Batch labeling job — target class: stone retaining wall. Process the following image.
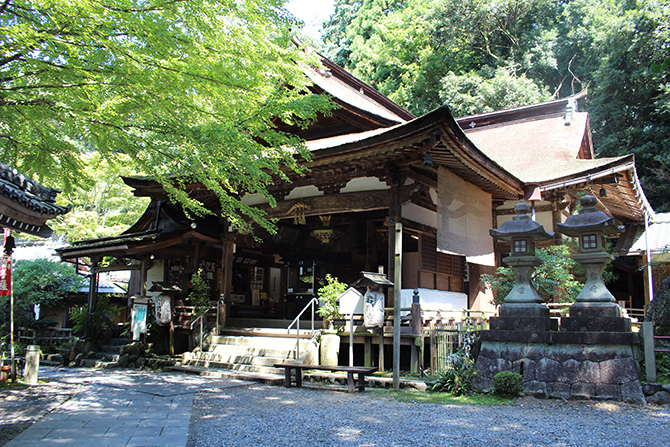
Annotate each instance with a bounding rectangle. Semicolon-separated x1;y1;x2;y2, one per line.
476;341;646;404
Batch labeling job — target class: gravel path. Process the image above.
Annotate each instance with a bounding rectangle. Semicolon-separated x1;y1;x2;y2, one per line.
187;383;670;447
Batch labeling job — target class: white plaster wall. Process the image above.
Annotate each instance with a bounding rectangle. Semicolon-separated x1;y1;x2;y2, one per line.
145;260;165;298
496;200;554;232
496;211;553;231
242;194;269;206
285;185;324;200
402;202;437;228
340;177;390;193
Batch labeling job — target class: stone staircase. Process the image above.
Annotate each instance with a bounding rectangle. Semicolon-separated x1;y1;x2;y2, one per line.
170;328;318;382
81;337;135;369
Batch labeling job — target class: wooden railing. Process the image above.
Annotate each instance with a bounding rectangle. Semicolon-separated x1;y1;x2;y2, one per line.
17;328;72;346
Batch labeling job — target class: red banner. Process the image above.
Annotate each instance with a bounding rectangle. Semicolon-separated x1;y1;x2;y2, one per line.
0;255;10;297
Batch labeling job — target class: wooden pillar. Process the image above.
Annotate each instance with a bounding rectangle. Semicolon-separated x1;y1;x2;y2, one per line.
387;183;400;308
410;292;422;374
220;224;235;328
87;257;100;313
378;330;384;371
364;335;372;367
392;221;402;390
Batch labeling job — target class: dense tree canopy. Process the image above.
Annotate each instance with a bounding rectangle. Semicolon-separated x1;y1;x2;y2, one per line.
51;153;150;242
0;259;85;332
319;0;670;212
1;0;334;233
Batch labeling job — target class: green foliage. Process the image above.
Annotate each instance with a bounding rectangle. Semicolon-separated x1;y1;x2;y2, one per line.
647;277;670;336
651;57;670;74
431;353;479;396
50;153;149;243
320;0;362;67
70;295;122;339
0;0;335;233
493;371;523;396
316;274;347;327
656;353;670;384
320;0;670;212
570;0;670;213
439;68;551;117
188;269;212;318
481;245;583;305
0;259;85;334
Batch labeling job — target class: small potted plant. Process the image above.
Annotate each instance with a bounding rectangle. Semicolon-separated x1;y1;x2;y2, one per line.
316;274;347;366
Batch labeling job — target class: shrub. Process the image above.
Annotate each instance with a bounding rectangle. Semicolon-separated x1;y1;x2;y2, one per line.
432;353;479;396
493;371;523;396
647;277;670;336
316;274;347;329
70;295;122;339
188;269;211;318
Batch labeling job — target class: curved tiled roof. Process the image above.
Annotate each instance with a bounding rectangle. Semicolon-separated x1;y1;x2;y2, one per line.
0;162;70;237
0;162;69;217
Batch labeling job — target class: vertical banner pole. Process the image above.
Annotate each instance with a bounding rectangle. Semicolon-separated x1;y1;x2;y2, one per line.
2;229;15;381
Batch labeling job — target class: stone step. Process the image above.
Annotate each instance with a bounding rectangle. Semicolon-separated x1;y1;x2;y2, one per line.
164;365;285;385
93;352;121;362
98;344;124;353
184;351;299;368
207;343;306;359
219;327;316;338
81;359;118;369
179;358;289;376
209;335;311;350
108;337;133;346
41;354;63;363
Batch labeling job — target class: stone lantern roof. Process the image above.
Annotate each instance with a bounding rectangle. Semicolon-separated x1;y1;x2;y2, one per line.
556;195;622;237
489;201;554;241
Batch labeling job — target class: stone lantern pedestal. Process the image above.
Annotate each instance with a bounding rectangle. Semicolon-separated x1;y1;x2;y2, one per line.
556;195;630;332
488;201;554;332
474;196;645;403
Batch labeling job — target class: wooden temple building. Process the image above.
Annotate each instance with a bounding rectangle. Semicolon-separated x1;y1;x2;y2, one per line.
55;52;654;357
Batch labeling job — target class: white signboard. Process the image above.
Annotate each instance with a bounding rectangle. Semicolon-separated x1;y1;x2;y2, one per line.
131;303;148;340
338;287;364;315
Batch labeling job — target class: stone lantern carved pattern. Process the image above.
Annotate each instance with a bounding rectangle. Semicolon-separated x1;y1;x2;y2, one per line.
556;194;630;332
488;200;554;331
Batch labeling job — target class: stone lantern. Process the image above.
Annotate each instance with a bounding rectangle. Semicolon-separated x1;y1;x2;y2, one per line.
489;200;554;331
556;194;629;331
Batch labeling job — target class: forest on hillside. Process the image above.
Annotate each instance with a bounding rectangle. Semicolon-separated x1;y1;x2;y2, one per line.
317;0;670;213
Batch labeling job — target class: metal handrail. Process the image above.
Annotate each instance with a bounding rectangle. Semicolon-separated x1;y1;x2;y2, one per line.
190;306;215;351
287;297;319;360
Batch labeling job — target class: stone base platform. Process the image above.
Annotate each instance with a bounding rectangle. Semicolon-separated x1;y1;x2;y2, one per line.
475;330;645;404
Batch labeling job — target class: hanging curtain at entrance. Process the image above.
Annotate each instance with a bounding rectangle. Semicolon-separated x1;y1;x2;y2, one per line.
436;167;495;266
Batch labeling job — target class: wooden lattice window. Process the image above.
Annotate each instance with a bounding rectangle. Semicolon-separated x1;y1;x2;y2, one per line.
437;252;452;275
421;235;437;272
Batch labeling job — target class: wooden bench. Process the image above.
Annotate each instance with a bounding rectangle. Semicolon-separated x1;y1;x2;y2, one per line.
274;364;378;393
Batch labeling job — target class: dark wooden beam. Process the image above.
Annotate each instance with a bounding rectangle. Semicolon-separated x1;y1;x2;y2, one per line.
256;189;391;220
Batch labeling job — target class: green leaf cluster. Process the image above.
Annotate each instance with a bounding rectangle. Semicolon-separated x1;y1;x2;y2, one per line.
70;295;122;339
49;152;149;242
647;277;670;336
480;244;583;306
493;370;523;396
316;273;347;327
188;269;212;318
431;353;479;396
1;0;335;233
0;259;85;334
